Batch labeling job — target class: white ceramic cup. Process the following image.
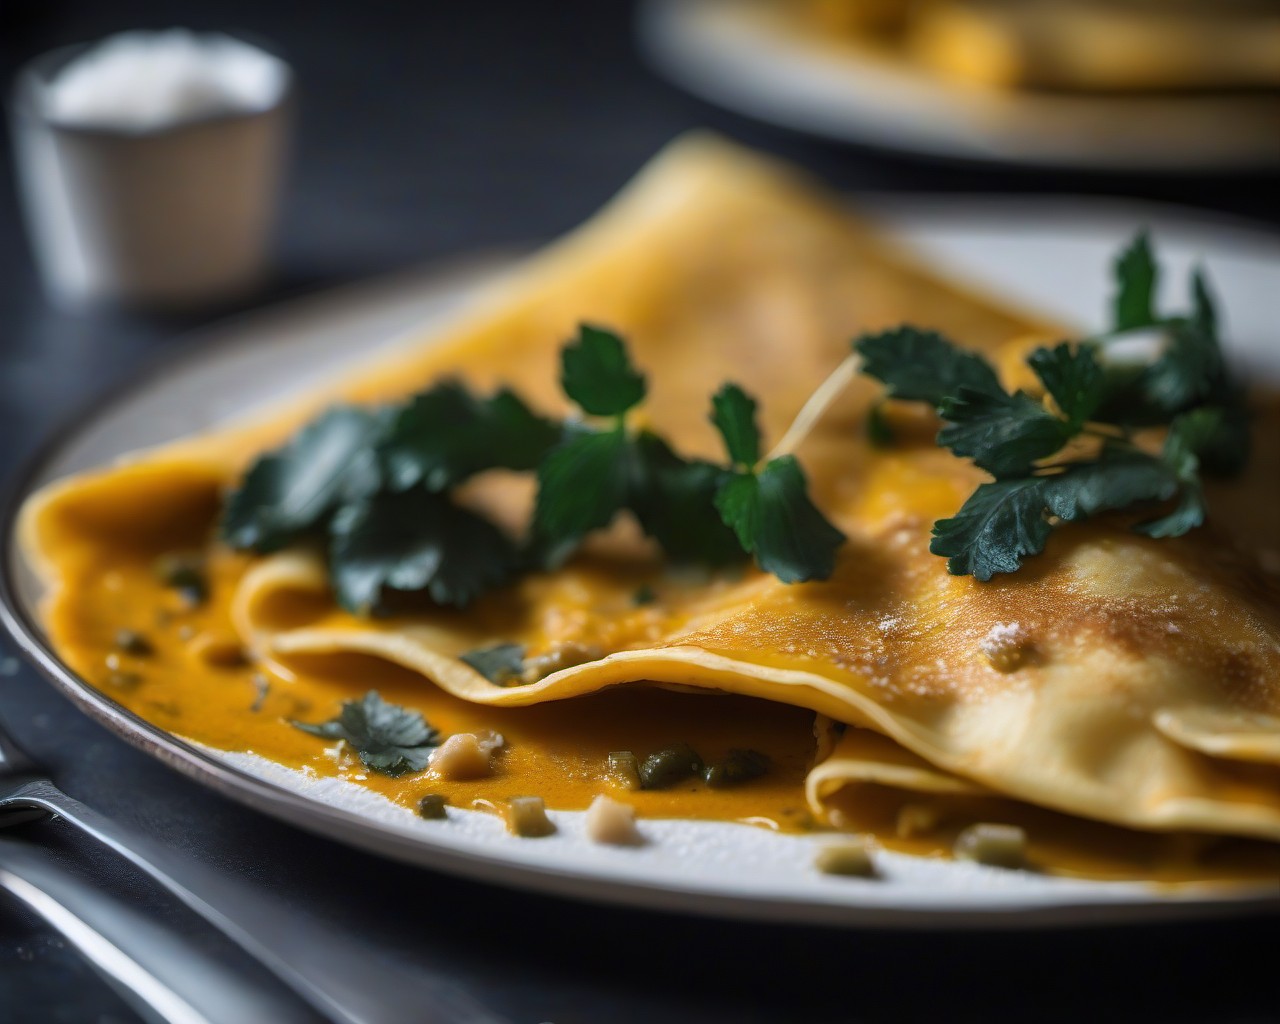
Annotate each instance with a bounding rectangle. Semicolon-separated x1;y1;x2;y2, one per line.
9;39;292;310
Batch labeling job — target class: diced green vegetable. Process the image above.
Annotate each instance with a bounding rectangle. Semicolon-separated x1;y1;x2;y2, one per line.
114;629;153;657
639;742;704;790
154;553;209;606
504;796;555;837
417;794;448;820
703;749;769;788
953;823;1028;869
606;751;642;792
814;838;877;878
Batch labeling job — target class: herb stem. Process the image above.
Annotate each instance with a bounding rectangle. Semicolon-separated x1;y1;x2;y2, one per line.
767;352;862;461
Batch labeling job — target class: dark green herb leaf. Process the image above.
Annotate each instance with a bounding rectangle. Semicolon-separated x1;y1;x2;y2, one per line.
855;326;1002;407
714;455;844;583
292;690;439;776
932;451;1180;579
866;402;896;448
531;428;631;565
628;432;744;566
1027;343;1104;429
460;642;526;685
1132;407;1227;539
1190;267;1217;340
560;324;646;417
1139;322;1224;414
329;489;519;613
937;387;1072;477
710;383;761;468
929;477;1053;581
222;407;383;552
1113;231;1157;332
380;382;560;491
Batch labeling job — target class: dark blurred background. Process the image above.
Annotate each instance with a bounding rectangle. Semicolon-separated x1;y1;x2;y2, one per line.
0;2;1276;1022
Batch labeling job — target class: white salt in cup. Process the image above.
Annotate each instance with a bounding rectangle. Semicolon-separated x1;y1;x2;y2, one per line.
9;31;292;310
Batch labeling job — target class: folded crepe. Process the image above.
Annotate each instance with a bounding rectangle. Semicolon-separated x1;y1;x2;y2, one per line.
22;134;1280;846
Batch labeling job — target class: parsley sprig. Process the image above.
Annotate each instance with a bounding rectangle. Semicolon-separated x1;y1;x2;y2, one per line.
855;233;1249;580
291;690;440;776
222;325;844;613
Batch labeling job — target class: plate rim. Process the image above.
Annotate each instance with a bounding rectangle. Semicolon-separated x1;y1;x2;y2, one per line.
638;0;1280;172
3;224;1279;932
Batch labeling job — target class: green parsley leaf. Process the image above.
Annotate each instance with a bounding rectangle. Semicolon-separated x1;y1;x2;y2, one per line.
937;387;1072;477
531;428;631;565
710;383;761;468
1190;266;1218;340
855;326;1002;407
628;432;745;566
221;407;383;552
460;642;526;685
866;402;896;448
329;489;519;613
931;451;1180;579
292;690;439;776
560;324;646;417
1113;231;1158;332
379;381;560;491
929;477;1052;581
1139;321;1224;414
715;455;844;583
1027;343;1104;429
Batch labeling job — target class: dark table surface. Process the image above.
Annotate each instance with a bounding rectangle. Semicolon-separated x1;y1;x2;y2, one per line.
1;3;1278;1022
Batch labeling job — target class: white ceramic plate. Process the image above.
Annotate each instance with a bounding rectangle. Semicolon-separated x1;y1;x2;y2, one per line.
4;199;1280;929
638;0;1280;171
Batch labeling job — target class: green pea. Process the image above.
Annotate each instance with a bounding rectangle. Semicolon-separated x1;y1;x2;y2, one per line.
639;742;704;790
703;749;769;788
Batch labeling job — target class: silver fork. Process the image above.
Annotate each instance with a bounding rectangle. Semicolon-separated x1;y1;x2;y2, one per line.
0;721;509;1024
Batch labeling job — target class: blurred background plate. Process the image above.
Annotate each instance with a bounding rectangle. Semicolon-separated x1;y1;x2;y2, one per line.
639;0;1280;172
5;196;1279;929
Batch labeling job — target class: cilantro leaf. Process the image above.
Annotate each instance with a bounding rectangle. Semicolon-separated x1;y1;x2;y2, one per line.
931;451;1180;579
380;381;560;491
715;455;844;583
1113;231;1158;332
937;387;1072;477
1027;343;1104;429
628;432;745;566
560;324;646;417
460;642;526;685
329;489;519;613
710;383;761;468
292;690;439;776
531;428;631;565
221;407;383;552
855;326;1002;407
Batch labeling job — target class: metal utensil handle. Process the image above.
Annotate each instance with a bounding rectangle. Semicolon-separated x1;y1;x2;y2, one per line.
11;780;507;1024
0;837;321;1024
